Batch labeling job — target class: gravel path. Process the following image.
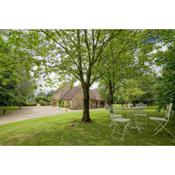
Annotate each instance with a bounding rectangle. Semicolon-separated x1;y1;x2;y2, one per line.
0;106;69;125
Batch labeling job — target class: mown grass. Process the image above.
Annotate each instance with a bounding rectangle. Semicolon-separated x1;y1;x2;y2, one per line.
0;107;175;145
0;106;19;114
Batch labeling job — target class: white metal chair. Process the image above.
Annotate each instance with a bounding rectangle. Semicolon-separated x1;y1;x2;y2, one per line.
108;108;123;128
111;117;131;140
107;106;130;140
150;103;175;137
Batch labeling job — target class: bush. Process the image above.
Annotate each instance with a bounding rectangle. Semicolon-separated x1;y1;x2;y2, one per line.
35;96;49;103
39;100;48;106
58;100;64;107
23;101;37;106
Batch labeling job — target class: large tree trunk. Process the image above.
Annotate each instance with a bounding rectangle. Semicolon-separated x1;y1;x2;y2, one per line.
107;81;114;113
81;84;91;122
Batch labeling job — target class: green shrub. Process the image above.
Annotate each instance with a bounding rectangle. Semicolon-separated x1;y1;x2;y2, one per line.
39;100;48;106
58;100;64;107
35;96;49;103
23;101;37;106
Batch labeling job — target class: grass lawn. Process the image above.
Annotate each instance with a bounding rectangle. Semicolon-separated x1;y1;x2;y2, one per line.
0;107;175;145
0;106;19;114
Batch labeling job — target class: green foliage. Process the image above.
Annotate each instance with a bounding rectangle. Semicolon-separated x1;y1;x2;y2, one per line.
155;45;175;109
148;31;175;109
0;106;19;114
35;29;120;121
58;100;64;107
140;92;155;105
58;100;70;108
39;100;48;106
0;70;18;106
0;68;36;106
35;96;48;103
119;80;144;104
35;91;51;103
98;30;151;106
128;88;144;104
23;101;37;106
0;30;37;106
115;77;156;105
1;29;175;114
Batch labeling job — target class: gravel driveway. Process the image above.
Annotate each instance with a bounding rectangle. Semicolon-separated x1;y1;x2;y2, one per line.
0;106;68;125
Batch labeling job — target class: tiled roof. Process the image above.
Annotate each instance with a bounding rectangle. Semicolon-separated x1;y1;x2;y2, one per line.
90;89;102;101
61;86;81;100
60;86;103;101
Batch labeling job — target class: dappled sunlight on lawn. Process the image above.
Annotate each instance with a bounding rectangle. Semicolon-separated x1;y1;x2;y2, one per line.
0;108;175;145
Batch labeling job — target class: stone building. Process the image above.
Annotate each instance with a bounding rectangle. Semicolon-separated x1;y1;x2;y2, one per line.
51;85;104;110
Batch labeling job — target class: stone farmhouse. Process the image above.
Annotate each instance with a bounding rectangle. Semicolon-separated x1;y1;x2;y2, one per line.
51;84;104;110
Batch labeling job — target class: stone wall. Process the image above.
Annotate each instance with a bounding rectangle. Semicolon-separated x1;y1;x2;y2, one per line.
71;89;83;109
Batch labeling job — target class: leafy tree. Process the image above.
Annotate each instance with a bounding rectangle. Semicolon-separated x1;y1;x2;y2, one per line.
136;74;156;105
142;30;175;109
125;82;144;105
15;75;36;107
0;30;37;106
115;75;157;106
35;91;53;104
0;70;17;106
34;29;120;122
116;79;144;105
98;30;142;112
155;41;175;109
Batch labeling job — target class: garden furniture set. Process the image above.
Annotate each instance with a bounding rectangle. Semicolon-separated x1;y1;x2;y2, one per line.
108;103;174;140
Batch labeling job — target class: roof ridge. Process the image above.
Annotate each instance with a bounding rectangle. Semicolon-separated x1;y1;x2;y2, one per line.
61;86;81;100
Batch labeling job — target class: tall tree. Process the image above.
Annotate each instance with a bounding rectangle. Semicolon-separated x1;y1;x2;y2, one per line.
98;30;140;112
98;30;158;112
154;36;175;109
0;30;37;106
38;30;119;122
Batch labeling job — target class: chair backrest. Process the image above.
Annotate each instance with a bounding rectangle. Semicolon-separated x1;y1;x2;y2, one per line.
127;103;133;108
135;103;146;108
106;104;117;119
106;104;110;111
106;104;111;116
165;103;173;120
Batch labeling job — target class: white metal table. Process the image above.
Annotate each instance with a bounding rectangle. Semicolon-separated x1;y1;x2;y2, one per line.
133;113;148;133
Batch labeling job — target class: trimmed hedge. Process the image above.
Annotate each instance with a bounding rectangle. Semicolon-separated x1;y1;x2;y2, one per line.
39;100;48;106
23;102;37;106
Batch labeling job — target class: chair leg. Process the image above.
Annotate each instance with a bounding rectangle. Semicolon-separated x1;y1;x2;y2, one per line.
111;122;121;137
137;126;142;133
154;122;162;132
109;120;115;128
152;120;164;132
109;120;113;127
121;122;129;141
109;120;115;127
154;123;167;136
152;120;175;137
164;127;175;138
146;115;148;129
111;124;117;137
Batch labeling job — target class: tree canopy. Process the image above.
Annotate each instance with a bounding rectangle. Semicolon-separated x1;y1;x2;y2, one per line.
1;29;175;121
